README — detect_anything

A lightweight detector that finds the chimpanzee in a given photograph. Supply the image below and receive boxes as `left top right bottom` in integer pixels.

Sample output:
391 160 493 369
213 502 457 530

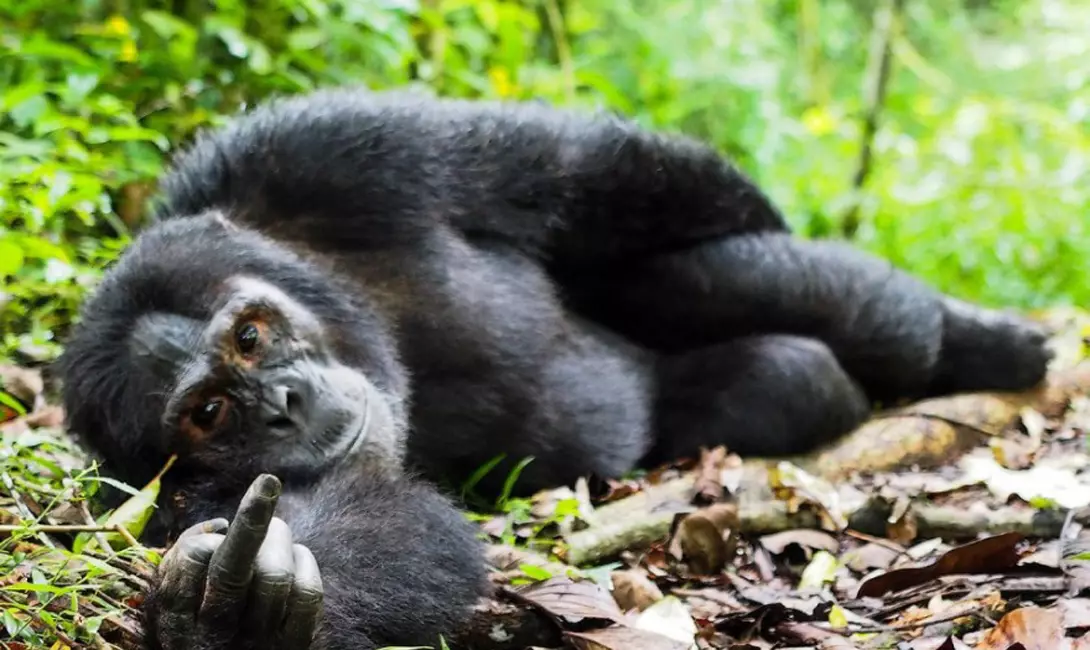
58 88 1051 650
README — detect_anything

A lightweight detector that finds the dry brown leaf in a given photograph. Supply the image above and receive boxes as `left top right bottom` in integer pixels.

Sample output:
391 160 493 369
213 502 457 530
24 404 64 428
0 365 43 409
842 542 902 573
713 602 809 642
975 606 1064 650
886 497 920 545
758 530 839 556
634 596 697 645
768 462 854 530
693 445 731 504
856 532 1024 598
669 502 740 575
1054 597 1090 628
515 577 627 625
610 569 664 612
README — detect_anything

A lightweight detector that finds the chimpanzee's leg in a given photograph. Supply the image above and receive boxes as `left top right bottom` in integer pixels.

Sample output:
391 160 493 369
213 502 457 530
648 335 870 463
565 233 1051 403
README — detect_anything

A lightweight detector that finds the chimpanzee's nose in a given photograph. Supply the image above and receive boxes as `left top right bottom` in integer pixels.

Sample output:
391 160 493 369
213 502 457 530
262 383 306 428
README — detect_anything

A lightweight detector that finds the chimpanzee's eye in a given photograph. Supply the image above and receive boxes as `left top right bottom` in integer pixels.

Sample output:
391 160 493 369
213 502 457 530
236 322 261 354
191 398 228 431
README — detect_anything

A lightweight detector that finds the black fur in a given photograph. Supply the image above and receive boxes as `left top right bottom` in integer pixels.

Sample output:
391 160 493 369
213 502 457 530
142 469 488 650
58 87 1052 650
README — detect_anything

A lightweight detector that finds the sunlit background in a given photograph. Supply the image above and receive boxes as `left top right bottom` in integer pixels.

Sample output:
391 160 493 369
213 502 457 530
1 0 1087 362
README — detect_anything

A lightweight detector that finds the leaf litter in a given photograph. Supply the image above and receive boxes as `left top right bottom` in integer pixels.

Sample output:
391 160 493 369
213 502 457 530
3 312 1090 648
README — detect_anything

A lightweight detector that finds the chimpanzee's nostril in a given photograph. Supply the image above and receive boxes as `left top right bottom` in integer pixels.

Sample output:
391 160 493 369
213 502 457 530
285 387 304 419
265 384 305 427
267 415 294 430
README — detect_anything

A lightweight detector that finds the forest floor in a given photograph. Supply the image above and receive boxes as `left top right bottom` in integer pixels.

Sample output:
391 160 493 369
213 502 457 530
2 309 1090 649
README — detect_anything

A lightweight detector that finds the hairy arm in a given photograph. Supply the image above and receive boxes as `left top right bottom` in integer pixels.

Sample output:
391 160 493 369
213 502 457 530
154 89 788 261
144 472 490 650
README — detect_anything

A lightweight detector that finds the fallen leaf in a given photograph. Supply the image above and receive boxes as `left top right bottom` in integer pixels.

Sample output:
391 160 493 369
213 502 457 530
841 542 901 573
0 365 43 411
516 577 627 625
668 502 739 575
856 532 1024 598
610 569 663 612
886 496 919 545
1054 598 1090 628
713 602 809 641
961 452 1090 509
975 606 1064 650
24 405 64 428
693 446 732 504
1060 517 1090 594
634 596 697 645
797 550 839 590
759 530 839 556
768 462 854 530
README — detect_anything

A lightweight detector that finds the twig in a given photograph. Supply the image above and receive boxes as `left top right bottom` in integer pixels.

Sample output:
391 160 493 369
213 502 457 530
0 523 144 547
0 471 56 548
843 528 909 553
0 591 79 647
111 523 141 549
840 0 905 238
813 605 985 634
80 501 117 558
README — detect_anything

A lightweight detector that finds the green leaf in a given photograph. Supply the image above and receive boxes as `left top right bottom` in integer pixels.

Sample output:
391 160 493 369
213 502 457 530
83 475 142 498
9 95 49 129
518 563 553 581
288 28 326 51
0 240 25 277
459 453 506 499
65 73 99 103
212 24 250 58
11 235 71 263
798 550 839 589
77 457 176 550
247 42 273 74
498 456 534 507
0 390 28 416
141 10 197 40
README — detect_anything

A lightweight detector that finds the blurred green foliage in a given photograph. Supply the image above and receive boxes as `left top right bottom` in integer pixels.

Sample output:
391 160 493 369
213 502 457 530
1 0 1087 362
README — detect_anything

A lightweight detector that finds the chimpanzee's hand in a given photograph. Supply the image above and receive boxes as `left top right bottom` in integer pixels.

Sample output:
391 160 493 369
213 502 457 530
147 474 323 650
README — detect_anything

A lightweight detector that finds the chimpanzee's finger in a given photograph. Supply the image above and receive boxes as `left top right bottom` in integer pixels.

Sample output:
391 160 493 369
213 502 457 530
154 531 225 648
242 516 295 633
199 474 281 619
175 518 230 543
279 543 323 647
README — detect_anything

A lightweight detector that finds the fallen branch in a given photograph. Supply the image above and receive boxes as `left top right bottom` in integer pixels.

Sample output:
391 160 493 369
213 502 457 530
562 362 1090 566
563 476 1075 566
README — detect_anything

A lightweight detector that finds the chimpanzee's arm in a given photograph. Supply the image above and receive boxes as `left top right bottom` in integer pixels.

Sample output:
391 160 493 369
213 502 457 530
143 473 490 650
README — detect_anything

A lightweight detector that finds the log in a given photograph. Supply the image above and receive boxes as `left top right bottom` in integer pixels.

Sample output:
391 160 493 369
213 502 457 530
562 362 1090 566
564 476 1078 566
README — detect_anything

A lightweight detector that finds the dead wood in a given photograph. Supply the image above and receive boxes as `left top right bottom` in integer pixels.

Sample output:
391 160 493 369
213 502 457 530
562 361 1090 566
